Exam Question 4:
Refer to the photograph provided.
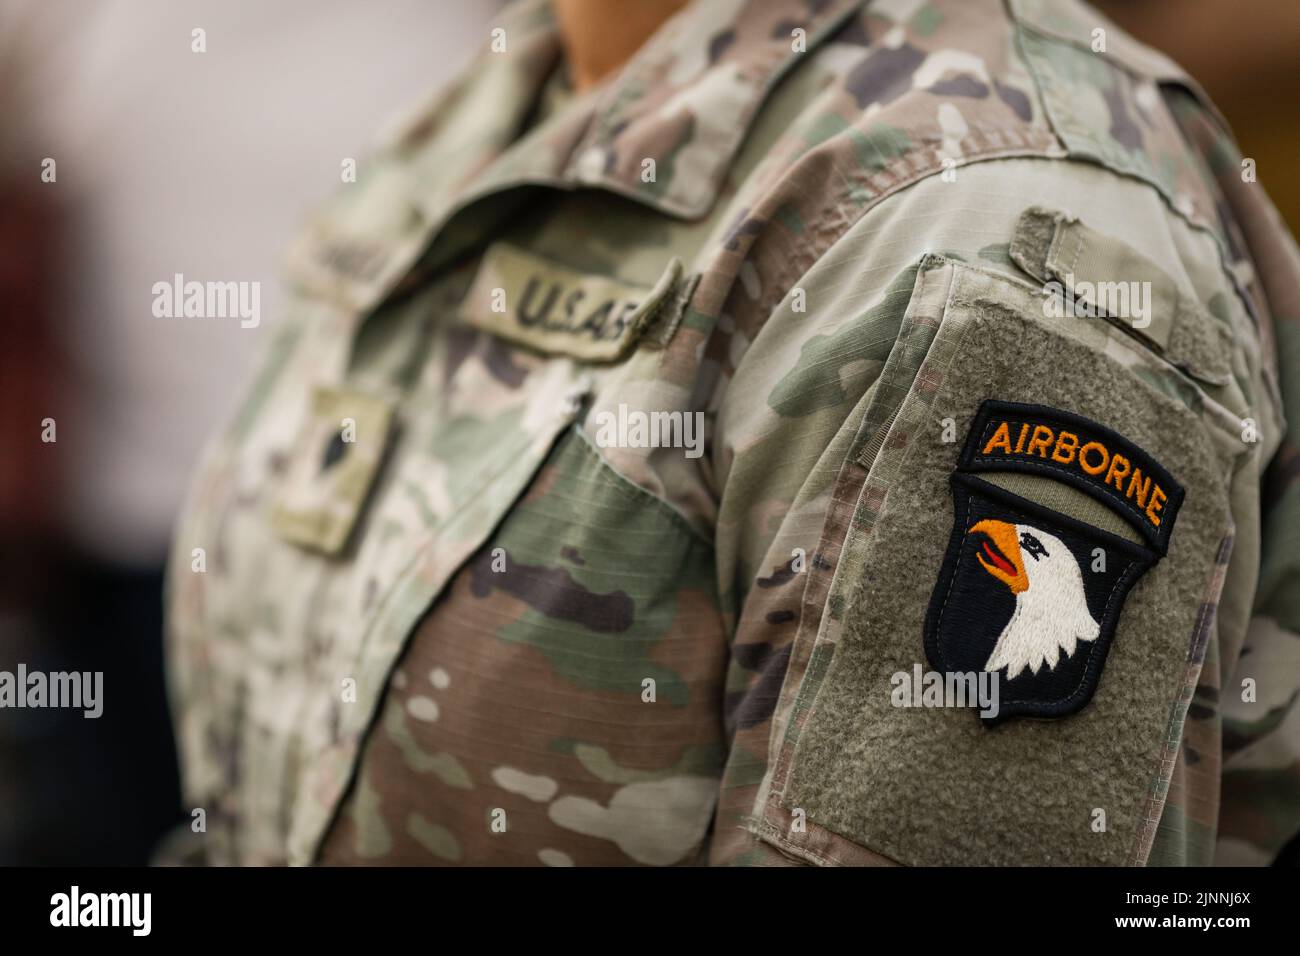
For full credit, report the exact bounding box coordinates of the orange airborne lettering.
[1126,468,1151,508]
[1026,425,1054,458]
[1105,453,1131,491]
[1146,485,1167,526]
[1079,441,1109,475]
[1014,422,1030,453]
[1052,430,1079,464]
[983,422,1013,455]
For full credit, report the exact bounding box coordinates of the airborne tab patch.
[459,243,684,362]
[924,401,1183,724]
[964,401,1183,553]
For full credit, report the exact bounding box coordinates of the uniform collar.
[441,0,868,221]
[285,0,866,314]
[560,0,867,218]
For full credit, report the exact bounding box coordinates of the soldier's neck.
[553,0,691,92]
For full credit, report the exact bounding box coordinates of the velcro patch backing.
[763,257,1234,866]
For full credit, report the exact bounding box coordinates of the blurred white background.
[0,0,499,865]
[3,0,498,563]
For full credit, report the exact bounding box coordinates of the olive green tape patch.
[459,242,684,361]
[270,385,396,555]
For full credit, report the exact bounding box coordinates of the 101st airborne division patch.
[924,400,1184,725]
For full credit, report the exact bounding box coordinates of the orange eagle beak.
[970,519,1028,594]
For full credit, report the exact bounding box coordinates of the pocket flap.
[284,361,593,863]
[1010,206,1233,386]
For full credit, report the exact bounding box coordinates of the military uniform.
[165,0,1300,866]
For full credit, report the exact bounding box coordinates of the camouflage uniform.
[165,0,1300,866]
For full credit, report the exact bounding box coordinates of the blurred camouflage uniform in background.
[165,0,1300,866]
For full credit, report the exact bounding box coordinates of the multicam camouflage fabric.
[165,0,1300,866]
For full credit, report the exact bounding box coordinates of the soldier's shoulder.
[713,0,1255,351]
[766,0,1230,239]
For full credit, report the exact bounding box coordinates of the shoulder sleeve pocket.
[752,255,1247,866]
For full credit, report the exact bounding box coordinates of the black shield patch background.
[924,473,1155,723]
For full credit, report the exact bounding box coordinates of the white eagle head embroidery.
[968,518,1100,680]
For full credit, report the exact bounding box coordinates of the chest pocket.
[311,249,726,866]
[277,331,597,863]
[173,230,716,864]
[317,425,728,866]
[169,274,599,863]
[751,255,1250,866]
